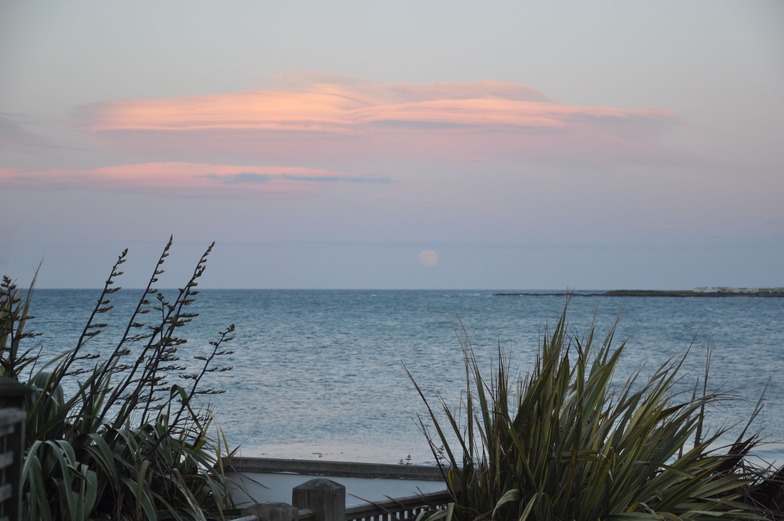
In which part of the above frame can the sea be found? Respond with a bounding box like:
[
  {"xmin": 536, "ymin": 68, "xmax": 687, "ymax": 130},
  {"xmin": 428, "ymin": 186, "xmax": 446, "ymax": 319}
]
[{"xmin": 23, "ymin": 289, "xmax": 784, "ymax": 466}]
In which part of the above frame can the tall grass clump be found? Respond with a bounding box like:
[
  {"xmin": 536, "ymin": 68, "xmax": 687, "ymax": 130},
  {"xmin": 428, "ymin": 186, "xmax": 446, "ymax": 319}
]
[
  {"xmin": 1, "ymin": 237, "xmax": 236, "ymax": 521},
  {"xmin": 409, "ymin": 307, "xmax": 781, "ymax": 520}
]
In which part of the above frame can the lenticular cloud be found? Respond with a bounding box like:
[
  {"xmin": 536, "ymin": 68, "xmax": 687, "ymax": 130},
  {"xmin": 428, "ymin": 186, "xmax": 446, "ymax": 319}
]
[
  {"xmin": 0, "ymin": 162, "xmax": 385, "ymax": 199},
  {"xmin": 78, "ymin": 76, "xmax": 675, "ymax": 165},
  {"xmin": 2, "ymin": 78, "xmax": 679, "ymax": 199}
]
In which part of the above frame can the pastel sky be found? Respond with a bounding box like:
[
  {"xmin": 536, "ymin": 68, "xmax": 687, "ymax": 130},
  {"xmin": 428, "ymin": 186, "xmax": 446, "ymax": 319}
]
[{"xmin": 1, "ymin": 1, "xmax": 782, "ymax": 289}]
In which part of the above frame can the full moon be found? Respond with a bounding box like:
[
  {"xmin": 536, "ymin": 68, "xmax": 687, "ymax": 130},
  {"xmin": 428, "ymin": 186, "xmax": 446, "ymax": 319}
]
[{"xmin": 418, "ymin": 249, "xmax": 439, "ymax": 267}]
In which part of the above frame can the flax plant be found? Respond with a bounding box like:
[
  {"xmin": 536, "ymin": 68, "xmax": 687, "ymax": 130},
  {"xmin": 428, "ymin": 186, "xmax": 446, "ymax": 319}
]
[
  {"xmin": 0, "ymin": 267, "xmax": 41, "ymax": 379},
  {"xmin": 409, "ymin": 308, "xmax": 774, "ymax": 520},
  {"xmin": 1, "ymin": 237, "xmax": 236, "ymax": 521}
]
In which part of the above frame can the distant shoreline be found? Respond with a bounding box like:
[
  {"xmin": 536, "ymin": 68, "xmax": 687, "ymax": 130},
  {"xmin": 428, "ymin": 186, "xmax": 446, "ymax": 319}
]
[{"xmin": 494, "ymin": 289, "xmax": 784, "ymax": 298}]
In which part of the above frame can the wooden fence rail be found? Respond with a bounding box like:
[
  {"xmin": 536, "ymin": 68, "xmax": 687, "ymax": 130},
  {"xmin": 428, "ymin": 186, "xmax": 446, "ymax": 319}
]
[
  {"xmin": 230, "ymin": 458, "xmax": 453, "ymax": 521},
  {"xmin": 342, "ymin": 490, "xmax": 453, "ymax": 521},
  {"xmin": 293, "ymin": 482, "xmax": 452, "ymax": 521}
]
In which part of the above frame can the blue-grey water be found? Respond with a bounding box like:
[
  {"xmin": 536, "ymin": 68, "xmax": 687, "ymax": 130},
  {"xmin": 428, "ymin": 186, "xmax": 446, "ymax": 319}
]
[{"xmin": 24, "ymin": 289, "xmax": 784, "ymax": 465}]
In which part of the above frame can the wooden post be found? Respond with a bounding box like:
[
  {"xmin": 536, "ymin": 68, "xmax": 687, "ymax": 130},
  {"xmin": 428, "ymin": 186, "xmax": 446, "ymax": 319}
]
[
  {"xmin": 292, "ymin": 479, "xmax": 346, "ymax": 521},
  {"xmin": 0, "ymin": 378, "xmax": 30, "ymax": 521}
]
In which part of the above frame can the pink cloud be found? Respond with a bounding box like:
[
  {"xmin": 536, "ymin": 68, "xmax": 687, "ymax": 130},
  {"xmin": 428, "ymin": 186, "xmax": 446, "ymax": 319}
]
[
  {"xmin": 77, "ymin": 77, "xmax": 677, "ymax": 165},
  {"xmin": 0, "ymin": 162, "xmax": 389, "ymax": 198}
]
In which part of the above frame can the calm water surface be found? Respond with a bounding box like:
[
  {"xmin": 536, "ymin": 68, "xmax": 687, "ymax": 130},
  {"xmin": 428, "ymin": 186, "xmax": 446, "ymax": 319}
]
[{"xmin": 26, "ymin": 290, "xmax": 784, "ymax": 464}]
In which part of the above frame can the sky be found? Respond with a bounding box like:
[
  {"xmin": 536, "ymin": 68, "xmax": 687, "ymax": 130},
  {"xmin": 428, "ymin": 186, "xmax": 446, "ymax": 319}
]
[{"xmin": 1, "ymin": 1, "xmax": 782, "ymax": 290}]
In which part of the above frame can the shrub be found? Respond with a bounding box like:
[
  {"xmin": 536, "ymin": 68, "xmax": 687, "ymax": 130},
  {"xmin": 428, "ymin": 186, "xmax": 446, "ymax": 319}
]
[
  {"xmin": 1, "ymin": 237, "xmax": 236, "ymax": 520},
  {"xmin": 409, "ymin": 307, "xmax": 779, "ymax": 520}
]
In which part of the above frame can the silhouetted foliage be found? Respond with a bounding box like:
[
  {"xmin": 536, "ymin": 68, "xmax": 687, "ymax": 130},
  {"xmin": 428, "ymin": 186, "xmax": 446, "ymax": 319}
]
[{"xmin": 1, "ymin": 237, "xmax": 236, "ymax": 520}]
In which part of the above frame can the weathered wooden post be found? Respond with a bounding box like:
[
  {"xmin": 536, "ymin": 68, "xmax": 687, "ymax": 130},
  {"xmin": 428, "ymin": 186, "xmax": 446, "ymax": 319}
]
[
  {"xmin": 0, "ymin": 378, "xmax": 30, "ymax": 521},
  {"xmin": 292, "ymin": 479, "xmax": 346, "ymax": 521}
]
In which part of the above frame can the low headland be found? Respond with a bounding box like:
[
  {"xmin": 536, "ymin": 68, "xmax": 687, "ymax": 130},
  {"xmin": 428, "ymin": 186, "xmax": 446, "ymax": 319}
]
[{"xmin": 494, "ymin": 287, "xmax": 784, "ymax": 297}]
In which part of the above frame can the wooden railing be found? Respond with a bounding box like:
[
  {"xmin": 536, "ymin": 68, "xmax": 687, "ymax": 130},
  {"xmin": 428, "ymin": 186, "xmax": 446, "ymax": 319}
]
[
  {"xmin": 229, "ymin": 457, "xmax": 452, "ymax": 521},
  {"xmin": 342, "ymin": 490, "xmax": 452, "ymax": 521},
  {"xmin": 294, "ymin": 481, "xmax": 452, "ymax": 521}
]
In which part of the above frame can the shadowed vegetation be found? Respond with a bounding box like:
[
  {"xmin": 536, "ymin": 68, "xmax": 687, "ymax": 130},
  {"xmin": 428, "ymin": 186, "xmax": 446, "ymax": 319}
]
[
  {"xmin": 409, "ymin": 308, "xmax": 783, "ymax": 520},
  {"xmin": 1, "ymin": 237, "xmax": 236, "ymax": 520}
]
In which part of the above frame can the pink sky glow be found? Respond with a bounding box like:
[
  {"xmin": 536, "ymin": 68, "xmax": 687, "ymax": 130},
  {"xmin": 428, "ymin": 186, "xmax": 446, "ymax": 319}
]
[
  {"xmin": 1, "ymin": 1, "xmax": 781, "ymax": 290},
  {"xmin": 77, "ymin": 79, "xmax": 677, "ymax": 167},
  {"xmin": 0, "ymin": 162, "xmax": 389, "ymax": 198}
]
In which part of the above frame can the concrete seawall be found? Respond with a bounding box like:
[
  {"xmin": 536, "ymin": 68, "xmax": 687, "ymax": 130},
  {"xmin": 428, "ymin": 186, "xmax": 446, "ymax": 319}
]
[{"xmin": 226, "ymin": 457, "xmax": 447, "ymax": 508}]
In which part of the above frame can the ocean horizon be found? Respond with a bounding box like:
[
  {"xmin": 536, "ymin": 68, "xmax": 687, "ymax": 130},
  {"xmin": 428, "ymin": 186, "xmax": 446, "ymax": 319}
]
[{"xmin": 23, "ymin": 288, "xmax": 784, "ymax": 465}]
